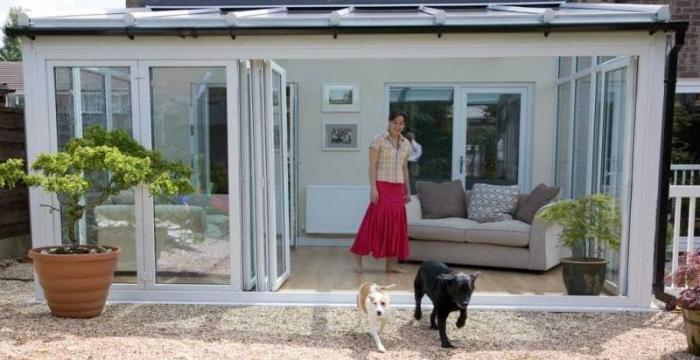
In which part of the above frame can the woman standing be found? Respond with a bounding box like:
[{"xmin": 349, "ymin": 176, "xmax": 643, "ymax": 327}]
[{"xmin": 350, "ymin": 111, "xmax": 412, "ymax": 273}]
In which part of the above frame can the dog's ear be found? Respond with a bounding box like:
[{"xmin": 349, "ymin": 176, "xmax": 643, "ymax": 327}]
[{"xmin": 470, "ymin": 272, "xmax": 481, "ymax": 280}]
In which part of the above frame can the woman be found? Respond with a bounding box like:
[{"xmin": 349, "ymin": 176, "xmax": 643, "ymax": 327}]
[{"xmin": 350, "ymin": 111, "xmax": 412, "ymax": 273}]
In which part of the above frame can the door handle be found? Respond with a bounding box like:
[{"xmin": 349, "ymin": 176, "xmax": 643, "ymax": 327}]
[{"xmin": 459, "ymin": 155, "xmax": 464, "ymax": 174}]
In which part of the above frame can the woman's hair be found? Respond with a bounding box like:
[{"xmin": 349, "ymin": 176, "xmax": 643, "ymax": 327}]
[{"xmin": 388, "ymin": 110, "xmax": 408, "ymax": 124}]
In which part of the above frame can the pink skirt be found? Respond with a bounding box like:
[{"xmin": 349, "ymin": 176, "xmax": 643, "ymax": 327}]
[{"xmin": 350, "ymin": 181, "xmax": 410, "ymax": 260}]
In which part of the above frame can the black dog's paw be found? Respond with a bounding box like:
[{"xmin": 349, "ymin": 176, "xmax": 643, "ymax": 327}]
[
  {"xmin": 456, "ymin": 318, "xmax": 466, "ymax": 328},
  {"xmin": 414, "ymin": 310, "xmax": 422, "ymax": 320},
  {"xmin": 441, "ymin": 342, "xmax": 455, "ymax": 349}
]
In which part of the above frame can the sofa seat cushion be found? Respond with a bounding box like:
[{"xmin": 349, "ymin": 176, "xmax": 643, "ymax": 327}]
[
  {"xmin": 463, "ymin": 220, "xmax": 531, "ymax": 247},
  {"xmin": 408, "ymin": 218, "xmax": 472, "ymax": 243}
]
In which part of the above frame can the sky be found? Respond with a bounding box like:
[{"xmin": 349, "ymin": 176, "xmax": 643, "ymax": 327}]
[{"xmin": 1, "ymin": 0, "xmax": 125, "ymax": 41}]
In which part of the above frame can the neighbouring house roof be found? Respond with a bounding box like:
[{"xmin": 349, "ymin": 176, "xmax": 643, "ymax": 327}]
[
  {"xmin": 4, "ymin": 2, "xmax": 679, "ymax": 38},
  {"xmin": 0, "ymin": 62, "xmax": 23, "ymax": 93}
]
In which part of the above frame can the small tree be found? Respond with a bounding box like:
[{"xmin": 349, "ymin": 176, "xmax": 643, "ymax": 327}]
[
  {"xmin": 1, "ymin": 7, "xmax": 23, "ymax": 62},
  {"xmin": 0, "ymin": 126, "xmax": 194, "ymax": 254},
  {"xmin": 537, "ymin": 193, "xmax": 621, "ymax": 258}
]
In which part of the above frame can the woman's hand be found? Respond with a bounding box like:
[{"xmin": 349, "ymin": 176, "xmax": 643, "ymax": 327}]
[
  {"xmin": 404, "ymin": 188, "xmax": 411, "ymax": 204},
  {"xmin": 371, "ymin": 187, "xmax": 379, "ymax": 204}
]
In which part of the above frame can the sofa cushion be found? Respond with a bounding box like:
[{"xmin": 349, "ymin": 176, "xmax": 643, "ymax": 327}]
[
  {"xmin": 416, "ymin": 180, "xmax": 467, "ymax": 219},
  {"xmin": 467, "ymin": 183, "xmax": 520, "ymax": 223},
  {"xmin": 408, "ymin": 217, "xmax": 471, "ymax": 243},
  {"xmin": 463, "ymin": 220, "xmax": 531, "ymax": 247},
  {"xmin": 514, "ymin": 183, "xmax": 560, "ymax": 224}
]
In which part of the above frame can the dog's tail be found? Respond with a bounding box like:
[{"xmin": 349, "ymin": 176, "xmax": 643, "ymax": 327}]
[{"xmin": 379, "ymin": 284, "xmax": 396, "ymax": 290}]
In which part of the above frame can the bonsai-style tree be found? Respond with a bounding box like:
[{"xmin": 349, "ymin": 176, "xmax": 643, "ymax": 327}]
[
  {"xmin": 537, "ymin": 193, "xmax": 621, "ymax": 259},
  {"xmin": 0, "ymin": 125, "xmax": 194, "ymax": 254}
]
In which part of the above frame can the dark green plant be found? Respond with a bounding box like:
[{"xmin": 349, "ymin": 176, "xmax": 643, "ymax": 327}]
[
  {"xmin": 537, "ymin": 193, "xmax": 621, "ymax": 258},
  {"xmin": 0, "ymin": 126, "xmax": 194, "ymax": 252}
]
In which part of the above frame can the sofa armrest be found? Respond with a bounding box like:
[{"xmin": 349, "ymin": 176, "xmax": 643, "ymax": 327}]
[
  {"xmin": 527, "ymin": 204, "xmax": 563, "ymax": 271},
  {"xmin": 406, "ymin": 195, "xmax": 422, "ymax": 223}
]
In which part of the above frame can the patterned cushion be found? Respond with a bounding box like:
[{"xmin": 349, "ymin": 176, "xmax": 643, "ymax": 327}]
[{"xmin": 467, "ymin": 183, "xmax": 520, "ymax": 223}]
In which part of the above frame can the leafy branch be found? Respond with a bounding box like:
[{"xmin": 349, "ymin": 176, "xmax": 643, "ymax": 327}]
[
  {"xmin": 537, "ymin": 193, "xmax": 621, "ymax": 258},
  {"xmin": 0, "ymin": 126, "xmax": 194, "ymax": 248}
]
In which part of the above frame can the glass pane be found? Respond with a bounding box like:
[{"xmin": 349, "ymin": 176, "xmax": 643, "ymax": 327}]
[
  {"xmin": 598, "ymin": 56, "xmax": 617, "ymax": 64},
  {"xmin": 558, "ymin": 57, "xmax": 573, "ymax": 78},
  {"xmin": 572, "ymin": 76, "xmax": 592, "ymax": 200},
  {"xmin": 272, "ymin": 70, "xmax": 287, "ymax": 279},
  {"xmin": 555, "ymin": 82, "xmax": 572, "ymax": 197},
  {"xmin": 464, "ymin": 92, "xmax": 520, "ymax": 189},
  {"xmin": 671, "ymin": 93, "xmax": 700, "ymax": 180},
  {"xmin": 576, "ymin": 57, "xmax": 593, "ymax": 72},
  {"xmin": 54, "ymin": 66, "xmax": 136, "ymax": 284},
  {"xmin": 600, "ymin": 68, "xmax": 627, "ymax": 286},
  {"xmin": 150, "ymin": 67, "xmax": 230, "ymax": 285},
  {"xmin": 389, "ymin": 87, "xmax": 453, "ymax": 193}
]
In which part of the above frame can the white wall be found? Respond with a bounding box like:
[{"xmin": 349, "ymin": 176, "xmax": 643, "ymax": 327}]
[{"xmin": 277, "ymin": 57, "xmax": 558, "ymax": 235}]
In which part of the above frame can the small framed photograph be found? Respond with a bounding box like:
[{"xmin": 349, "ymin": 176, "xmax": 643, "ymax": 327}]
[
  {"xmin": 322, "ymin": 83, "xmax": 359, "ymax": 112},
  {"xmin": 323, "ymin": 123, "xmax": 359, "ymax": 151}
]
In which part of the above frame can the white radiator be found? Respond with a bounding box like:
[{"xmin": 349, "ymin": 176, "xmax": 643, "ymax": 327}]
[{"xmin": 305, "ymin": 185, "xmax": 369, "ymax": 234}]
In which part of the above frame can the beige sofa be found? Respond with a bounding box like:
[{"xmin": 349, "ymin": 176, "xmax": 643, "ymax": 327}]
[{"xmin": 406, "ymin": 192, "xmax": 564, "ymax": 271}]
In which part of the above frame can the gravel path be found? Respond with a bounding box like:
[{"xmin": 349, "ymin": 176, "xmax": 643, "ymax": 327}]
[{"xmin": 0, "ymin": 266, "xmax": 695, "ymax": 359}]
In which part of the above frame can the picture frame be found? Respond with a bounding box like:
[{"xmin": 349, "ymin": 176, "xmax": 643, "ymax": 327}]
[
  {"xmin": 322, "ymin": 83, "xmax": 360, "ymax": 112},
  {"xmin": 322, "ymin": 122, "xmax": 360, "ymax": 151}
]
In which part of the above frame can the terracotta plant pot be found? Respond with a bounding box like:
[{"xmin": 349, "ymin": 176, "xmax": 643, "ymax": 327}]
[
  {"xmin": 682, "ymin": 308, "xmax": 700, "ymax": 356},
  {"xmin": 561, "ymin": 257, "xmax": 608, "ymax": 296},
  {"xmin": 28, "ymin": 245, "xmax": 121, "ymax": 318}
]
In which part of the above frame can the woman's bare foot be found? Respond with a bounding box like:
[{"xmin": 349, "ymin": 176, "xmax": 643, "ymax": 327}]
[
  {"xmin": 386, "ymin": 258, "xmax": 408, "ymax": 273},
  {"xmin": 353, "ymin": 254, "xmax": 363, "ymax": 273}
]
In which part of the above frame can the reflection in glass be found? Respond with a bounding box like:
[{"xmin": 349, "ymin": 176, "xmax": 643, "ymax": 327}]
[
  {"xmin": 555, "ymin": 82, "xmax": 572, "ymax": 197},
  {"xmin": 389, "ymin": 87, "xmax": 454, "ymax": 193},
  {"xmin": 464, "ymin": 92, "xmax": 520, "ymax": 189},
  {"xmin": 272, "ymin": 70, "xmax": 287, "ymax": 279},
  {"xmin": 150, "ymin": 67, "xmax": 230, "ymax": 285},
  {"xmin": 572, "ymin": 76, "xmax": 592, "ymax": 199},
  {"xmin": 599, "ymin": 68, "xmax": 627, "ymax": 285},
  {"xmin": 54, "ymin": 66, "xmax": 137, "ymax": 283}
]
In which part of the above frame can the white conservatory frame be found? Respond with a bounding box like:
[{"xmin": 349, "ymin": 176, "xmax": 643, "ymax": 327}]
[{"xmin": 15, "ymin": 3, "xmax": 683, "ymax": 311}]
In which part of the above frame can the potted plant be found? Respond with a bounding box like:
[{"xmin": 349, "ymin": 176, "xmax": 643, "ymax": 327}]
[
  {"xmin": 668, "ymin": 250, "xmax": 700, "ymax": 355},
  {"xmin": 538, "ymin": 193, "xmax": 621, "ymax": 295},
  {"xmin": 0, "ymin": 126, "xmax": 193, "ymax": 318}
]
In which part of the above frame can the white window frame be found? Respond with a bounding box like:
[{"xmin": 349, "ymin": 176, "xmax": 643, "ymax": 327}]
[
  {"xmin": 385, "ymin": 83, "xmax": 534, "ymax": 190},
  {"xmin": 23, "ymin": 31, "xmax": 667, "ymax": 310}
]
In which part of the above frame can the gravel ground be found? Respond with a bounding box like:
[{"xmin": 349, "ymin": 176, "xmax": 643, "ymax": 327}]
[{"xmin": 0, "ymin": 263, "xmax": 696, "ymax": 360}]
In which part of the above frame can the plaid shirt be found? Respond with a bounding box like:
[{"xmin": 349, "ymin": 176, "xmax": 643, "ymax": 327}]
[{"xmin": 370, "ymin": 131, "xmax": 411, "ymax": 184}]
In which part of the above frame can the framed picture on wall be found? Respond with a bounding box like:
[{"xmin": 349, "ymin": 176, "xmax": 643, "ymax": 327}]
[
  {"xmin": 322, "ymin": 83, "xmax": 360, "ymax": 112},
  {"xmin": 323, "ymin": 122, "xmax": 359, "ymax": 151}
]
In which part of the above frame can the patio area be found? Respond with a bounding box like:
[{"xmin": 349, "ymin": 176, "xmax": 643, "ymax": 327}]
[{"xmin": 0, "ymin": 262, "xmax": 692, "ymax": 359}]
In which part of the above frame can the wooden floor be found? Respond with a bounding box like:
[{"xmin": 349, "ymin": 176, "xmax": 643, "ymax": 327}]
[{"xmin": 279, "ymin": 246, "xmax": 568, "ymax": 295}]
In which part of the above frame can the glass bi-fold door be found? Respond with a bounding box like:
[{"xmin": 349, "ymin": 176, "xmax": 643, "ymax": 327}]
[{"xmin": 240, "ymin": 60, "xmax": 291, "ymax": 292}]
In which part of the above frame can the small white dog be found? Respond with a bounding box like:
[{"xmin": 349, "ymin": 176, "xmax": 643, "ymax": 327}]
[{"xmin": 356, "ymin": 282, "xmax": 395, "ymax": 353}]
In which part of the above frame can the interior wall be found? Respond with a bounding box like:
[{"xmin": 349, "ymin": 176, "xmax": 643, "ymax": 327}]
[{"xmin": 277, "ymin": 57, "xmax": 558, "ymax": 236}]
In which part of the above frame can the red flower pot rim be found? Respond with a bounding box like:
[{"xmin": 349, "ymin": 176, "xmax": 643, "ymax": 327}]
[{"xmin": 29, "ymin": 245, "xmax": 121, "ymax": 263}]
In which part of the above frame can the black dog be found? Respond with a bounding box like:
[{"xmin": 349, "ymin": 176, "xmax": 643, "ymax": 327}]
[{"xmin": 413, "ymin": 260, "xmax": 479, "ymax": 348}]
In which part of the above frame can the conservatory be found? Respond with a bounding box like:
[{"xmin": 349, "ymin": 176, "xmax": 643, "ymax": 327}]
[{"xmin": 9, "ymin": 1, "xmax": 686, "ymax": 310}]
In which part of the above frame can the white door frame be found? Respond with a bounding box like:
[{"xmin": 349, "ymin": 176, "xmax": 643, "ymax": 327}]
[
  {"xmin": 268, "ymin": 61, "xmax": 291, "ymax": 291},
  {"xmin": 454, "ymin": 84, "xmax": 533, "ymax": 190},
  {"xmin": 136, "ymin": 60, "xmax": 243, "ymax": 292}
]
